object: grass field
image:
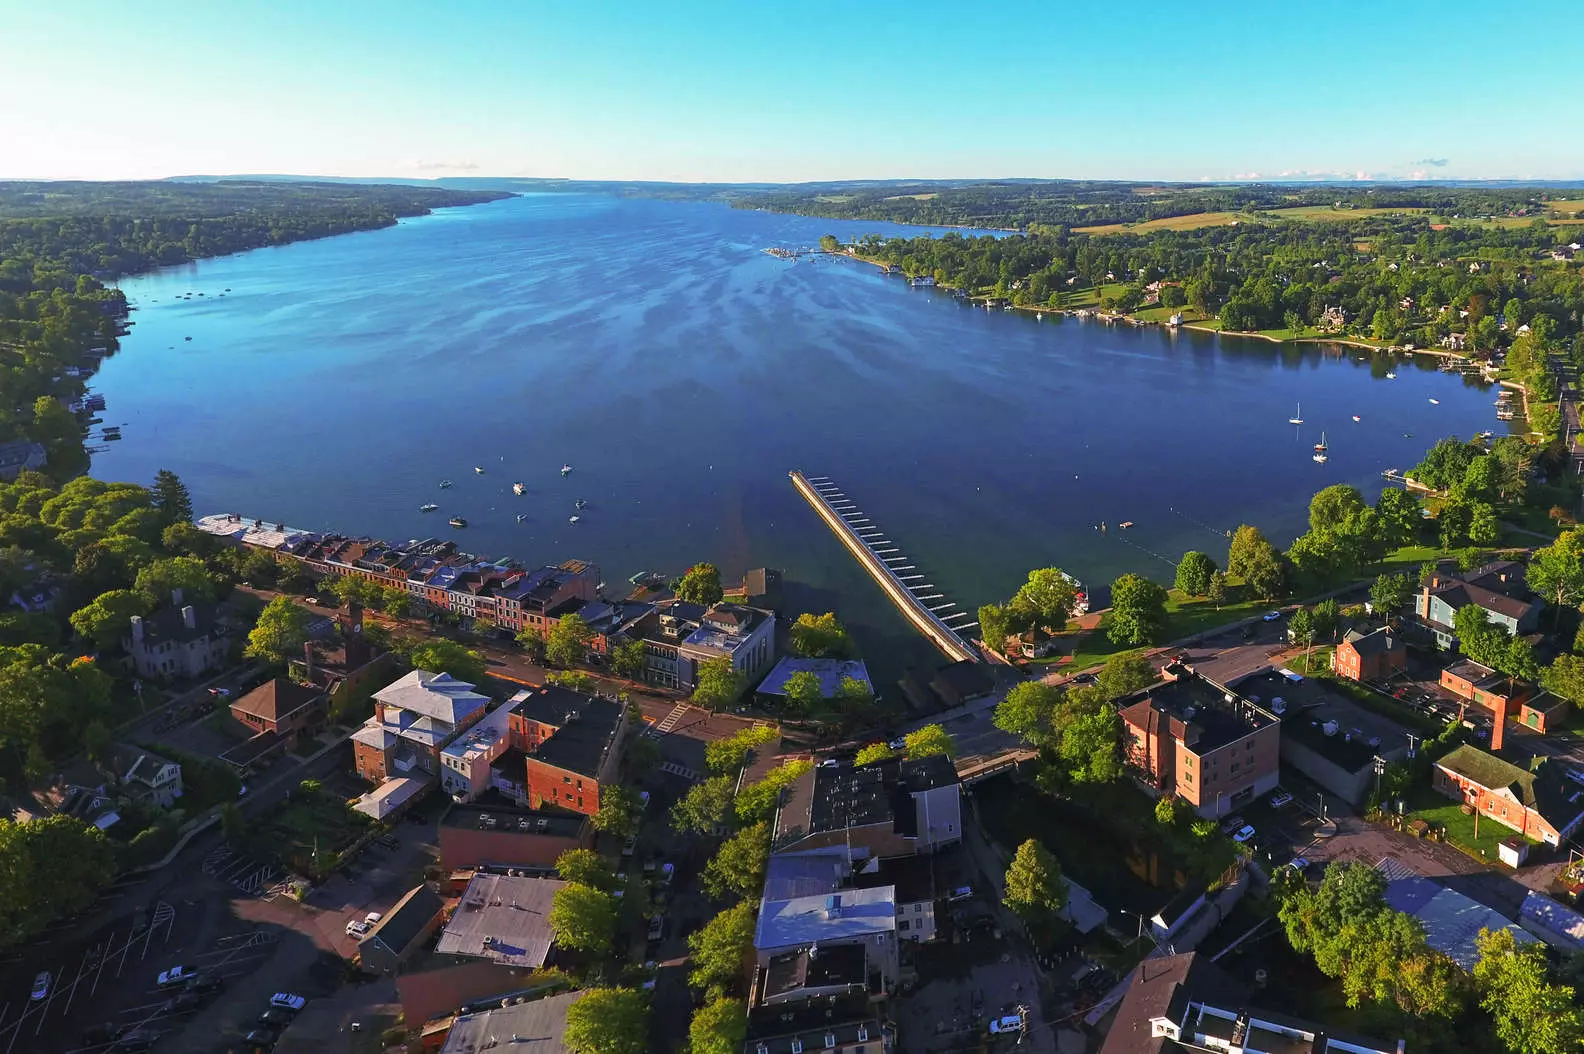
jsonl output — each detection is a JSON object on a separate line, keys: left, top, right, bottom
{"left": 883, "top": 192, "right": 938, "bottom": 201}
{"left": 1406, "top": 787, "right": 1536, "bottom": 862}
{"left": 1056, "top": 588, "right": 1273, "bottom": 670}
{"left": 1543, "top": 199, "right": 1584, "bottom": 216}
{"left": 1075, "top": 211, "right": 1244, "bottom": 235}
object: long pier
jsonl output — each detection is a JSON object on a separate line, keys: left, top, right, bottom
{"left": 789, "top": 471, "right": 978, "bottom": 664}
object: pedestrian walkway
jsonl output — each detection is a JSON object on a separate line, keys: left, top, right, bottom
{"left": 659, "top": 760, "right": 701, "bottom": 782}
{"left": 645, "top": 701, "right": 691, "bottom": 739}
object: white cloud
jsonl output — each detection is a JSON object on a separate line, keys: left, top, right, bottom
{"left": 398, "top": 159, "right": 480, "bottom": 173}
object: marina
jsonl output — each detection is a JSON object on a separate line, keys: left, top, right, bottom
{"left": 790, "top": 471, "right": 979, "bottom": 664}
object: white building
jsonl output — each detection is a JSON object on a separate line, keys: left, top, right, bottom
{"left": 122, "top": 592, "right": 232, "bottom": 680}
{"left": 439, "top": 703, "right": 516, "bottom": 803}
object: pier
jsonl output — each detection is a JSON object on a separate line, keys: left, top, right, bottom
{"left": 789, "top": 471, "right": 979, "bottom": 664}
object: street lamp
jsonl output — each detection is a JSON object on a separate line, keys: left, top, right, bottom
{"left": 1119, "top": 909, "right": 1146, "bottom": 948}
{"left": 1372, "top": 756, "right": 1387, "bottom": 807}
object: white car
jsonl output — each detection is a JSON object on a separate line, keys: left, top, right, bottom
{"left": 1232, "top": 825, "right": 1257, "bottom": 844}
{"left": 157, "top": 965, "right": 195, "bottom": 987}
{"left": 364, "top": 911, "right": 382, "bottom": 927}
{"left": 989, "top": 1014, "right": 1025, "bottom": 1035}
{"left": 1268, "top": 790, "right": 1293, "bottom": 809}
{"left": 345, "top": 918, "right": 371, "bottom": 937}
{"left": 270, "top": 992, "right": 307, "bottom": 1012}
{"left": 1287, "top": 856, "right": 1311, "bottom": 874}
{"left": 887, "top": 737, "right": 907, "bottom": 751}
{"left": 30, "top": 971, "right": 50, "bottom": 1001}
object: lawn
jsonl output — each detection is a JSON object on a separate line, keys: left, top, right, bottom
{"left": 254, "top": 785, "right": 374, "bottom": 872}
{"left": 1265, "top": 205, "right": 1431, "bottom": 222}
{"left": 1049, "top": 587, "right": 1275, "bottom": 672}
{"left": 1543, "top": 199, "right": 1584, "bottom": 216}
{"left": 1406, "top": 786, "right": 1536, "bottom": 863}
{"left": 1132, "top": 305, "right": 1209, "bottom": 324}
{"left": 1075, "top": 211, "right": 1244, "bottom": 235}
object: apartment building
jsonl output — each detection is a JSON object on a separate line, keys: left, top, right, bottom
{"left": 353, "top": 670, "right": 490, "bottom": 783}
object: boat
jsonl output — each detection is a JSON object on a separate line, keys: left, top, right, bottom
{"left": 560, "top": 464, "right": 573, "bottom": 476}
{"left": 474, "top": 466, "right": 484, "bottom": 474}
{"left": 448, "top": 517, "right": 467, "bottom": 528}
{"left": 420, "top": 503, "right": 439, "bottom": 513}
{"left": 1288, "top": 403, "right": 1303, "bottom": 425}
{"left": 439, "top": 479, "right": 453, "bottom": 489}
{"left": 1385, "top": 372, "right": 1396, "bottom": 379}
{"left": 568, "top": 515, "right": 581, "bottom": 524}
{"left": 1313, "top": 452, "right": 1328, "bottom": 463}
{"left": 575, "top": 499, "right": 587, "bottom": 509}
{"left": 1314, "top": 432, "right": 1328, "bottom": 454}
{"left": 512, "top": 482, "right": 526, "bottom": 495}
{"left": 515, "top": 513, "right": 529, "bottom": 523}
{"left": 1428, "top": 398, "right": 1440, "bottom": 405}
{"left": 1351, "top": 415, "right": 1361, "bottom": 422}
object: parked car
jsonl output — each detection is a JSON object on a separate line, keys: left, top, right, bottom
{"left": 947, "top": 885, "right": 975, "bottom": 903}
{"left": 185, "top": 973, "right": 224, "bottom": 993}
{"left": 258, "top": 1008, "right": 294, "bottom": 1027}
{"left": 887, "top": 737, "right": 907, "bottom": 751}
{"left": 30, "top": 971, "right": 50, "bottom": 1001}
{"left": 1232, "top": 824, "right": 1257, "bottom": 844}
{"left": 1218, "top": 815, "right": 1246, "bottom": 836}
{"left": 1268, "top": 790, "right": 1293, "bottom": 809}
{"left": 1262, "top": 610, "right": 1283, "bottom": 622}
{"left": 208, "top": 687, "right": 233, "bottom": 699}
{"left": 1287, "top": 856, "right": 1312, "bottom": 874}
{"left": 622, "top": 835, "right": 636, "bottom": 857}
{"left": 345, "top": 918, "right": 371, "bottom": 937}
{"left": 242, "top": 1030, "right": 277, "bottom": 1049}
{"left": 989, "top": 1013, "right": 1026, "bottom": 1035}
{"left": 164, "top": 992, "right": 203, "bottom": 1014}
{"left": 364, "top": 911, "right": 383, "bottom": 927}
{"left": 112, "top": 1031, "right": 161, "bottom": 1052}
{"left": 1071, "top": 671, "right": 1098, "bottom": 685}
{"left": 156, "top": 965, "right": 194, "bottom": 987}
{"left": 647, "top": 915, "right": 665, "bottom": 941}
{"left": 269, "top": 992, "right": 307, "bottom": 1012}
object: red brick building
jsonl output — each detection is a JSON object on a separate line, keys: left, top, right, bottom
{"left": 1433, "top": 744, "right": 1584, "bottom": 847}
{"left": 1334, "top": 627, "right": 1406, "bottom": 683}
{"left": 505, "top": 685, "right": 629, "bottom": 817}
{"left": 1439, "top": 659, "right": 1570, "bottom": 734}
{"left": 436, "top": 804, "right": 591, "bottom": 871}
{"left": 229, "top": 677, "right": 326, "bottom": 740}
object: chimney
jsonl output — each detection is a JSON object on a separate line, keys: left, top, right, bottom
{"left": 130, "top": 614, "right": 144, "bottom": 643}
{"left": 181, "top": 605, "right": 197, "bottom": 631}
{"left": 1491, "top": 696, "right": 1507, "bottom": 752}
{"left": 171, "top": 587, "right": 184, "bottom": 607}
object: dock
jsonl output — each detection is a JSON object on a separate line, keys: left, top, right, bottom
{"left": 789, "top": 471, "right": 979, "bottom": 664}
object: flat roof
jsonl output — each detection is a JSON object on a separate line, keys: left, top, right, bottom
{"left": 441, "top": 705, "right": 516, "bottom": 764}
{"left": 1120, "top": 672, "right": 1274, "bottom": 756}
{"left": 1384, "top": 876, "right": 1537, "bottom": 970}
{"left": 754, "top": 886, "right": 896, "bottom": 951}
{"left": 436, "top": 872, "right": 566, "bottom": 968}
{"left": 194, "top": 514, "right": 312, "bottom": 550}
{"left": 1234, "top": 668, "right": 1411, "bottom": 772}
{"left": 758, "top": 657, "right": 872, "bottom": 698}
{"left": 441, "top": 804, "right": 586, "bottom": 840}
{"left": 440, "top": 989, "right": 584, "bottom": 1054}
{"left": 354, "top": 776, "right": 433, "bottom": 820}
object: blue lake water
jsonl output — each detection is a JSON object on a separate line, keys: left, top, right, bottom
{"left": 94, "top": 193, "right": 1503, "bottom": 686}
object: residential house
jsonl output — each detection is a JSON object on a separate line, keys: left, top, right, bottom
{"left": 1433, "top": 744, "right": 1584, "bottom": 846}
{"left": 229, "top": 677, "right": 327, "bottom": 742}
{"left": 754, "top": 886, "right": 900, "bottom": 996}
{"left": 0, "top": 439, "right": 46, "bottom": 481}
{"left": 675, "top": 603, "right": 777, "bottom": 691}
{"left": 756, "top": 657, "right": 873, "bottom": 707}
{"left": 439, "top": 989, "right": 586, "bottom": 1054}
{"left": 743, "top": 995, "right": 890, "bottom": 1054}
{"left": 1414, "top": 560, "right": 1542, "bottom": 649}
{"left": 288, "top": 604, "right": 397, "bottom": 721}
{"left": 490, "top": 561, "right": 598, "bottom": 637}
{"left": 1100, "top": 951, "right": 1401, "bottom": 1054}
{"left": 1333, "top": 627, "right": 1406, "bottom": 683}
{"left": 435, "top": 872, "right": 565, "bottom": 968}
{"left": 565, "top": 598, "right": 652, "bottom": 657}
{"left": 1119, "top": 664, "right": 1281, "bottom": 819}
{"left": 358, "top": 884, "right": 447, "bottom": 974}
{"left": 1440, "top": 659, "right": 1569, "bottom": 734}
{"left": 107, "top": 744, "right": 183, "bottom": 809}
{"left": 122, "top": 592, "right": 232, "bottom": 680}
{"left": 440, "top": 704, "right": 517, "bottom": 804}
{"left": 761, "top": 851, "right": 942, "bottom": 957}
{"left": 1317, "top": 305, "right": 1348, "bottom": 332}
{"left": 437, "top": 802, "right": 590, "bottom": 871}
{"left": 352, "top": 670, "right": 490, "bottom": 783}
{"left": 507, "top": 685, "right": 629, "bottom": 816}
{"left": 772, "top": 755, "right": 961, "bottom": 859}
{"left": 636, "top": 600, "right": 709, "bottom": 688}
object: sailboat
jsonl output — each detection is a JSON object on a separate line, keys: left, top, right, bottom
{"left": 512, "top": 482, "right": 526, "bottom": 495}
{"left": 560, "top": 464, "right": 573, "bottom": 476}
{"left": 1428, "top": 397, "right": 1440, "bottom": 405}
{"left": 419, "top": 503, "right": 439, "bottom": 513}
{"left": 1313, "top": 431, "right": 1328, "bottom": 462}
{"left": 1288, "top": 402, "right": 1304, "bottom": 425}
{"left": 1385, "top": 371, "right": 1397, "bottom": 379}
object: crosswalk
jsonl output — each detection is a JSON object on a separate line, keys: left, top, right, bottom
{"left": 644, "top": 702, "right": 691, "bottom": 739}
{"left": 659, "top": 760, "right": 701, "bottom": 782}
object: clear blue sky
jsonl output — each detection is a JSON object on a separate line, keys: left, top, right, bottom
{"left": 2, "top": 0, "right": 1579, "bottom": 183}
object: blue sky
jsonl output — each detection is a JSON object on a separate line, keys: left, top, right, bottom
{"left": 2, "top": 0, "right": 1579, "bottom": 183}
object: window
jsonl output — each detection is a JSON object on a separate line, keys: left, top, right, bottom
{"left": 899, "top": 920, "right": 910, "bottom": 931}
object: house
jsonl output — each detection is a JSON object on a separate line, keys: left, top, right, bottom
{"left": 1100, "top": 951, "right": 1401, "bottom": 1054}
{"left": 1439, "top": 659, "right": 1570, "bottom": 734}
{"left": 489, "top": 561, "right": 598, "bottom": 637}
{"left": 754, "top": 885, "right": 900, "bottom": 996}
{"left": 440, "top": 989, "right": 586, "bottom": 1054}
{"left": 352, "top": 670, "right": 490, "bottom": 782}
{"left": 440, "top": 704, "right": 517, "bottom": 803}
{"left": 1432, "top": 745, "right": 1584, "bottom": 846}
{"left": 1119, "top": 665, "right": 1281, "bottom": 818}
{"left": 435, "top": 872, "right": 565, "bottom": 968}
{"left": 1317, "top": 305, "right": 1348, "bottom": 332}
{"left": 1333, "top": 627, "right": 1406, "bottom": 683}
{"left": 288, "top": 607, "right": 397, "bottom": 723}
{"left": 0, "top": 439, "right": 46, "bottom": 481}
{"left": 352, "top": 775, "right": 435, "bottom": 821}
{"left": 742, "top": 994, "right": 889, "bottom": 1054}
{"left": 358, "top": 883, "right": 447, "bottom": 974}
{"left": 122, "top": 592, "right": 232, "bottom": 680}
{"left": 772, "top": 755, "right": 961, "bottom": 859}
{"left": 925, "top": 661, "right": 995, "bottom": 708}
{"left": 1415, "top": 560, "right": 1542, "bottom": 649}
{"left": 108, "top": 745, "right": 184, "bottom": 809}
{"left": 675, "top": 603, "right": 777, "bottom": 691}
{"left": 756, "top": 657, "right": 874, "bottom": 706}
{"left": 1442, "top": 332, "right": 1468, "bottom": 351}
{"left": 508, "top": 685, "right": 630, "bottom": 816}
{"left": 761, "top": 851, "right": 942, "bottom": 954}
{"left": 229, "top": 677, "right": 327, "bottom": 741}
{"left": 1012, "top": 626, "right": 1058, "bottom": 659}
{"left": 437, "top": 802, "right": 591, "bottom": 871}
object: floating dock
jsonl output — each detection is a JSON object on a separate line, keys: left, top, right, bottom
{"left": 789, "top": 471, "right": 978, "bottom": 664}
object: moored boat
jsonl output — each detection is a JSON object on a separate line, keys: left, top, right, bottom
{"left": 439, "top": 479, "right": 453, "bottom": 489}
{"left": 513, "top": 482, "right": 526, "bottom": 495}
{"left": 1288, "top": 402, "right": 1303, "bottom": 425}
{"left": 448, "top": 516, "right": 467, "bottom": 528}
{"left": 568, "top": 514, "right": 580, "bottom": 524}
{"left": 560, "top": 464, "right": 573, "bottom": 476}
{"left": 420, "top": 503, "right": 438, "bottom": 512}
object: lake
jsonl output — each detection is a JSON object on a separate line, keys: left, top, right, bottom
{"left": 93, "top": 193, "right": 1503, "bottom": 687}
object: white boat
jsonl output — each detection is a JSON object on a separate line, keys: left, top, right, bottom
{"left": 1428, "top": 398, "right": 1440, "bottom": 405}
{"left": 1314, "top": 432, "right": 1328, "bottom": 454}
{"left": 515, "top": 513, "right": 528, "bottom": 523}
{"left": 474, "top": 466, "right": 484, "bottom": 474}
{"left": 575, "top": 499, "right": 587, "bottom": 509}
{"left": 1385, "top": 372, "right": 1396, "bottom": 379}
{"left": 420, "top": 503, "right": 439, "bottom": 512}
{"left": 1313, "top": 452, "right": 1328, "bottom": 463}
{"left": 1352, "top": 415, "right": 1361, "bottom": 422}
{"left": 512, "top": 482, "right": 526, "bottom": 495}
{"left": 568, "top": 515, "right": 581, "bottom": 524}
{"left": 1288, "top": 403, "right": 1303, "bottom": 425}
{"left": 560, "top": 464, "right": 573, "bottom": 476}
{"left": 439, "top": 479, "right": 453, "bottom": 489}
{"left": 449, "top": 516, "right": 467, "bottom": 528}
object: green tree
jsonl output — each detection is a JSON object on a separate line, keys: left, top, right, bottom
{"left": 243, "top": 595, "right": 312, "bottom": 666}
{"left": 1374, "top": 488, "right": 1422, "bottom": 548}
{"left": 1310, "top": 598, "right": 1339, "bottom": 642}
{"left": 405, "top": 639, "right": 487, "bottom": 685}
{"left": 0, "top": 816, "right": 116, "bottom": 949}
{"left": 788, "top": 612, "right": 855, "bottom": 658}
{"left": 693, "top": 657, "right": 745, "bottom": 710}
{"left": 1542, "top": 654, "right": 1584, "bottom": 705}
{"left": 977, "top": 602, "right": 1012, "bottom": 653}
{"left": 1108, "top": 573, "right": 1168, "bottom": 645}
{"left": 1052, "top": 703, "right": 1124, "bottom": 785}
{"left": 1474, "top": 926, "right": 1584, "bottom": 1054}
{"left": 855, "top": 741, "right": 896, "bottom": 766}
{"left": 592, "top": 785, "right": 640, "bottom": 837}
{"left": 563, "top": 988, "right": 649, "bottom": 1054}
{"left": 1284, "top": 309, "right": 1303, "bottom": 338}
{"left": 701, "top": 822, "right": 769, "bottom": 900}
{"left": 1003, "top": 838, "right": 1066, "bottom": 924}
{"left": 734, "top": 760, "right": 812, "bottom": 825}
{"left": 1097, "top": 653, "right": 1156, "bottom": 700}
{"left": 612, "top": 638, "right": 646, "bottom": 679}
{"left": 1288, "top": 607, "right": 1315, "bottom": 647}
{"left": 69, "top": 588, "right": 152, "bottom": 650}
{"left": 818, "top": 234, "right": 839, "bottom": 252}
{"left": 1206, "top": 570, "right": 1229, "bottom": 610}
{"left": 903, "top": 723, "right": 955, "bottom": 759}
{"left": 379, "top": 586, "right": 411, "bottom": 618}
{"left": 329, "top": 574, "right": 377, "bottom": 608}
{"left": 545, "top": 613, "right": 593, "bottom": 667}
{"left": 1370, "top": 572, "right": 1412, "bottom": 616}
{"left": 1528, "top": 529, "right": 1584, "bottom": 619}
{"left": 1309, "top": 484, "right": 1367, "bottom": 535}
{"left": 993, "top": 681, "right": 1062, "bottom": 745}
{"left": 134, "top": 556, "right": 217, "bottom": 604}
{"left": 1014, "top": 568, "right": 1079, "bottom": 629}
{"left": 549, "top": 882, "right": 617, "bottom": 955}
{"left": 687, "top": 902, "right": 756, "bottom": 997}
{"left": 689, "top": 997, "right": 748, "bottom": 1054}
{"left": 779, "top": 669, "right": 823, "bottom": 715}
{"left": 556, "top": 848, "right": 615, "bottom": 891}
{"left": 1174, "top": 551, "right": 1217, "bottom": 596}
{"left": 546, "top": 669, "right": 595, "bottom": 693}
{"left": 516, "top": 626, "right": 547, "bottom": 663}
{"left": 1467, "top": 502, "right": 1500, "bottom": 546}
{"left": 150, "top": 469, "right": 193, "bottom": 526}
{"left": 676, "top": 563, "right": 724, "bottom": 606}
{"left": 671, "top": 775, "right": 737, "bottom": 835}
{"left": 1228, "top": 524, "right": 1273, "bottom": 578}
{"left": 83, "top": 719, "right": 111, "bottom": 763}
{"left": 218, "top": 802, "right": 245, "bottom": 844}
{"left": 703, "top": 724, "right": 777, "bottom": 775}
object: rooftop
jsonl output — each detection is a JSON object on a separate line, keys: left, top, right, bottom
{"left": 363, "top": 883, "right": 446, "bottom": 957}
{"left": 441, "top": 705, "right": 517, "bottom": 765}
{"left": 1383, "top": 874, "right": 1537, "bottom": 970}
{"left": 374, "top": 669, "right": 490, "bottom": 726}
{"left": 353, "top": 775, "right": 433, "bottom": 820}
{"left": 1234, "top": 668, "right": 1410, "bottom": 773}
{"left": 523, "top": 694, "right": 623, "bottom": 779}
{"left": 441, "top": 803, "right": 587, "bottom": 841}
{"left": 440, "top": 989, "right": 584, "bottom": 1054}
{"left": 435, "top": 873, "right": 565, "bottom": 968}
{"left": 230, "top": 677, "right": 325, "bottom": 724}
{"left": 762, "top": 944, "right": 867, "bottom": 1001}
{"left": 754, "top": 886, "right": 896, "bottom": 951}
{"left": 1119, "top": 671, "right": 1275, "bottom": 756}
{"left": 1342, "top": 626, "right": 1401, "bottom": 658}
{"left": 776, "top": 755, "right": 958, "bottom": 847}
{"left": 757, "top": 657, "right": 873, "bottom": 699}
{"left": 744, "top": 995, "right": 884, "bottom": 1054}
{"left": 131, "top": 601, "right": 224, "bottom": 646}
{"left": 194, "top": 513, "right": 313, "bottom": 550}
{"left": 1443, "top": 658, "right": 1508, "bottom": 692}
{"left": 1435, "top": 744, "right": 1584, "bottom": 832}
{"left": 681, "top": 603, "right": 770, "bottom": 654}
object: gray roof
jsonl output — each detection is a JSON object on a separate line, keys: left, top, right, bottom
{"left": 363, "top": 884, "right": 445, "bottom": 959}
{"left": 440, "top": 989, "right": 585, "bottom": 1054}
{"left": 754, "top": 886, "right": 895, "bottom": 951}
{"left": 761, "top": 852, "right": 846, "bottom": 901}
{"left": 435, "top": 873, "right": 565, "bottom": 968}
{"left": 758, "top": 657, "right": 872, "bottom": 698}
{"left": 374, "top": 670, "right": 490, "bottom": 724}
{"left": 1383, "top": 876, "right": 1536, "bottom": 970}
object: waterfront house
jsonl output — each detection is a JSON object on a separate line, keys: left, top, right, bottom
{"left": 1432, "top": 745, "right": 1584, "bottom": 847}
{"left": 1318, "top": 305, "right": 1348, "bottom": 332}
{"left": 122, "top": 591, "right": 232, "bottom": 681}
{"left": 637, "top": 600, "right": 775, "bottom": 692}
{"left": 1414, "top": 560, "right": 1541, "bottom": 649}
{"left": 353, "top": 670, "right": 490, "bottom": 783}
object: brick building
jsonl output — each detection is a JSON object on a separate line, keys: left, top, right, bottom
{"left": 1333, "top": 627, "right": 1406, "bottom": 683}
{"left": 353, "top": 670, "right": 490, "bottom": 783}
{"left": 1433, "top": 744, "right": 1584, "bottom": 847}
{"left": 508, "top": 686, "right": 629, "bottom": 816}
{"left": 230, "top": 677, "right": 327, "bottom": 741}
{"left": 437, "top": 803, "right": 591, "bottom": 871}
